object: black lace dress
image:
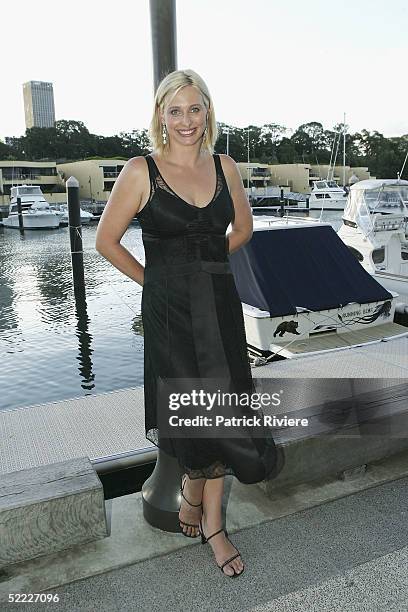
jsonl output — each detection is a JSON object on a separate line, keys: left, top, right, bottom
{"left": 136, "top": 153, "right": 278, "bottom": 483}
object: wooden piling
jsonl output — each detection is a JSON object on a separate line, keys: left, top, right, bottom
{"left": 16, "top": 197, "right": 24, "bottom": 234}
{"left": 66, "top": 176, "right": 85, "bottom": 289}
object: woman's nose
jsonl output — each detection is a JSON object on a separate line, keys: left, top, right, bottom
{"left": 180, "top": 115, "right": 192, "bottom": 126}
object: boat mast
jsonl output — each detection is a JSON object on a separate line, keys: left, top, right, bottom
{"left": 332, "top": 128, "right": 341, "bottom": 181}
{"left": 398, "top": 149, "right": 408, "bottom": 179}
{"left": 327, "top": 130, "right": 337, "bottom": 180}
{"left": 343, "top": 112, "right": 346, "bottom": 187}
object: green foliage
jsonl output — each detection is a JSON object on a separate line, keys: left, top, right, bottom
{"left": 1, "top": 121, "right": 407, "bottom": 179}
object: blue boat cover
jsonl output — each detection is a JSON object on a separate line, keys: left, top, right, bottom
{"left": 229, "top": 225, "right": 393, "bottom": 317}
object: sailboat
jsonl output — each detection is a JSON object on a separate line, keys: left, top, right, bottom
{"left": 308, "top": 117, "right": 348, "bottom": 210}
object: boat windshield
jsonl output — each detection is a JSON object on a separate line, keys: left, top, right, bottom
{"left": 327, "top": 180, "right": 340, "bottom": 189}
{"left": 11, "top": 186, "right": 43, "bottom": 197}
{"left": 344, "top": 184, "right": 408, "bottom": 232}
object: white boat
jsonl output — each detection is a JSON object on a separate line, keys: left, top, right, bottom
{"left": 337, "top": 179, "right": 408, "bottom": 309}
{"left": 2, "top": 185, "right": 60, "bottom": 229}
{"left": 51, "top": 203, "right": 94, "bottom": 226}
{"left": 307, "top": 180, "right": 347, "bottom": 210}
{"left": 229, "top": 214, "right": 407, "bottom": 360}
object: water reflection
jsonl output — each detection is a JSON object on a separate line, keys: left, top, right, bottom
{"left": 73, "top": 285, "right": 95, "bottom": 391}
{"left": 0, "top": 225, "right": 144, "bottom": 410}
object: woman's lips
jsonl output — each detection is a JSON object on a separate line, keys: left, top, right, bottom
{"left": 177, "top": 128, "right": 197, "bottom": 136}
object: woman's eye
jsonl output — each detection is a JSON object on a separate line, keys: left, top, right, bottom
{"left": 169, "top": 107, "right": 200, "bottom": 115}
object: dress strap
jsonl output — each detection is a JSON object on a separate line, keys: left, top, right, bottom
{"left": 213, "top": 154, "right": 228, "bottom": 190}
{"left": 145, "top": 154, "right": 159, "bottom": 183}
{"left": 144, "top": 154, "right": 159, "bottom": 203}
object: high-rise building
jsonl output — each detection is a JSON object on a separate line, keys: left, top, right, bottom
{"left": 23, "top": 81, "right": 56, "bottom": 129}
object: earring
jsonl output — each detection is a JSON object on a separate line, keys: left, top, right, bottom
{"left": 162, "top": 123, "right": 167, "bottom": 145}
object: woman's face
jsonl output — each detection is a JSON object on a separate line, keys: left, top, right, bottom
{"left": 161, "top": 85, "right": 207, "bottom": 147}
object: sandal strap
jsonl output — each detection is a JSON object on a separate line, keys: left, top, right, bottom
{"left": 180, "top": 490, "right": 202, "bottom": 507}
{"left": 219, "top": 552, "right": 241, "bottom": 570}
{"left": 205, "top": 528, "right": 224, "bottom": 542}
{"left": 181, "top": 476, "right": 202, "bottom": 508}
{"left": 179, "top": 520, "right": 199, "bottom": 528}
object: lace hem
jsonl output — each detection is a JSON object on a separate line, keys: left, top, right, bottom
{"left": 145, "top": 427, "right": 282, "bottom": 482}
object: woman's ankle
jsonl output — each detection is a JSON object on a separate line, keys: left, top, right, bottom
{"left": 183, "top": 476, "right": 204, "bottom": 505}
{"left": 201, "top": 512, "right": 222, "bottom": 531}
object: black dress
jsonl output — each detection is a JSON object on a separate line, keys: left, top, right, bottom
{"left": 137, "top": 153, "right": 278, "bottom": 483}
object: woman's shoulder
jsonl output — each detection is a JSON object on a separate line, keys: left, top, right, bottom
{"left": 115, "top": 156, "right": 150, "bottom": 202}
{"left": 217, "top": 153, "right": 237, "bottom": 170}
{"left": 125, "top": 155, "right": 150, "bottom": 169}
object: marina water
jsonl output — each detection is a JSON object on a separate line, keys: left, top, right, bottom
{"left": 0, "top": 210, "right": 342, "bottom": 412}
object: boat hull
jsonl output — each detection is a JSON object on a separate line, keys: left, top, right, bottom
{"left": 243, "top": 297, "right": 397, "bottom": 358}
{"left": 2, "top": 213, "right": 60, "bottom": 229}
{"left": 302, "top": 196, "right": 347, "bottom": 210}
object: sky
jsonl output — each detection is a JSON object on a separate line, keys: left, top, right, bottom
{"left": 1, "top": 0, "right": 407, "bottom": 141}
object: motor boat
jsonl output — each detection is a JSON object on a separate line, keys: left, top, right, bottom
{"left": 306, "top": 180, "right": 347, "bottom": 210}
{"left": 229, "top": 214, "right": 407, "bottom": 360}
{"left": 51, "top": 203, "right": 94, "bottom": 226}
{"left": 2, "top": 185, "right": 60, "bottom": 229}
{"left": 337, "top": 179, "right": 408, "bottom": 310}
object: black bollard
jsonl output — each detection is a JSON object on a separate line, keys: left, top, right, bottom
{"left": 16, "top": 197, "right": 24, "bottom": 234}
{"left": 306, "top": 196, "right": 310, "bottom": 210}
{"left": 279, "top": 188, "right": 284, "bottom": 218}
{"left": 142, "top": 0, "right": 183, "bottom": 533}
{"left": 66, "top": 176, "right": 85, "bottom": 289}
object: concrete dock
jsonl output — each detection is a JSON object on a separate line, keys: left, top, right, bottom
{"left": 1, "top": 335, "right": 408, "bottom": 610}
{"left": 1, "top": 457, "right": 408, "bottom": 611}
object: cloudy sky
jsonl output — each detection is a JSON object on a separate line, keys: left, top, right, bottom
{"left": 1, "top": 0, "right": 407, "bottom": 141}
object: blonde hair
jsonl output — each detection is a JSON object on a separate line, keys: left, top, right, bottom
{"left": 149, "top": 69, "right": 217, "bottom": 155}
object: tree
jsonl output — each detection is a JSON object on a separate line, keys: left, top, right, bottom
{"left": 55, "top": 120, "right": 95, "bottom": 160}
{"left": 1, "top": 118, "right": 406, "bottom": 180}
{"left": 258, "top": 123, "right": 286, "bottom": 163}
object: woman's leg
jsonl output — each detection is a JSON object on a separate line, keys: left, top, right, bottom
{"left": 201, "top": 477, "right": 244, "bottom": 576}
{"left": 179, "top": 475, "right": 206, "bottom": 537}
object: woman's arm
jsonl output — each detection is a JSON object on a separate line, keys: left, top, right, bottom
{"left": 95, "top": 157, "right": 149, "bottom": 286}
{"left": 219, "top": 154, "right": 253, "bottom": 254}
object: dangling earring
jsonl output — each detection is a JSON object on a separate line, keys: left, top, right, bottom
{"left": 201, "top": 124, "right": 208, "bottom": 149}
{"left": 162, "top": 123, "right": 167, "bottom": 145}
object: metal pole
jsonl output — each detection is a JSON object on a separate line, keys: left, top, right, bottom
{"left": 66, "top": 176, "right": 85, "bottom": 289}
{"left": 88, "top": 176, "right": 93, "bottom": 204}
{"left": 247, "top": 127, "right": 250, "bottom": 192}
{"left": 226, "top": 127, "right": 229, "bottom": 156}
{"left": 16, "top": 196, "right": 24, "bottom": 234}
{"left": 149, "top": 0, "right": 177, "bottom": 91}
{"left": 143, "top": 0, "right": 182, "bottom": 533}
{"left": 343, "top": 113, "right": 346, "bottom": 187}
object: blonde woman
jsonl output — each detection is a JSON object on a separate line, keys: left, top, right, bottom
{"left": 96, "top": 69, "right": 277, "bottom": 578}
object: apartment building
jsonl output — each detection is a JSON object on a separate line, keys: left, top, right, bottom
{"left": 57, "top": 159, "right": 126, "bottom": 201}
{"left": 0, "top": 161, "right": 66, "bottom": 206}
{"left": 238, "top": 162, "right": 372, "bottom": 193}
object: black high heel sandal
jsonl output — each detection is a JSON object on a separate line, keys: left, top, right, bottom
{"left": 179, "top": 474, "right": 202, "bottom": 538}
{"left": 199, "top": 518, "right": 244, "bottom": 577}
